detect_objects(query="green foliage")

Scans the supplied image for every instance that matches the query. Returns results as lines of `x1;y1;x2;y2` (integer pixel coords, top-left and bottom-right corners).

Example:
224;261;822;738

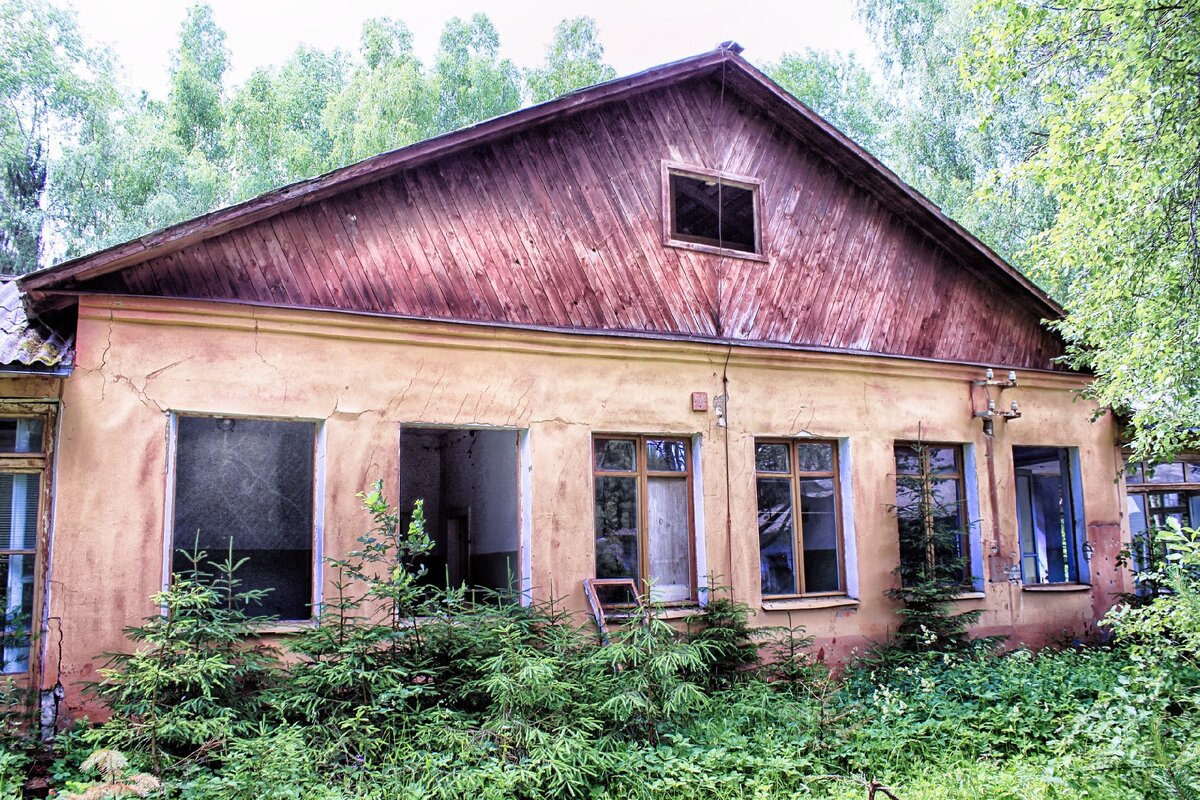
167;3;228;160
0;0;117;272
765;48;893;158
29;501;1200;799
431;14;521;133
857;0;1056;267
598;599;715;743
525;17;616;103
965;0;1200;460
686;586;761;690
87;543;280;769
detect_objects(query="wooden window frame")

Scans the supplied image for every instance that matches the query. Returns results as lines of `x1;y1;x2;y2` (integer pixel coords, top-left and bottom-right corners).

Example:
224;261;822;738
755;438;847;599
0;407;56;681
592;434;697;604
894;442;972;586
167;412;322;623
661;161;767;262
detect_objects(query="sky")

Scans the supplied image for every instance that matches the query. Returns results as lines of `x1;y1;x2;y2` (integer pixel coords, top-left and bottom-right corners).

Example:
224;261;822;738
68;0;878;99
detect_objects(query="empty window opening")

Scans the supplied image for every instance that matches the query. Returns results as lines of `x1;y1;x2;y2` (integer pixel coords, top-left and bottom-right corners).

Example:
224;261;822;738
1014;446;1082;585
667;170;759;254
593;436;695;604
399;427;521;597
172;416;316;620
755;440;845;597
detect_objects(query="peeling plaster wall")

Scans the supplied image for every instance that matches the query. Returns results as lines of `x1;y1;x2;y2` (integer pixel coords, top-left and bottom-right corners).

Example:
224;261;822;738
45;296;1129;712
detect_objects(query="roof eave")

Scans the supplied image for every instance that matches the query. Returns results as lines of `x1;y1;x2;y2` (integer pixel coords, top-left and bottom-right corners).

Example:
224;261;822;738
21;48;732;293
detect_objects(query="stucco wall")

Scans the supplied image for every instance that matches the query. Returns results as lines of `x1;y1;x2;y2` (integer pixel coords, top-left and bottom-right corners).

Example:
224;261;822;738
44;296;1129;712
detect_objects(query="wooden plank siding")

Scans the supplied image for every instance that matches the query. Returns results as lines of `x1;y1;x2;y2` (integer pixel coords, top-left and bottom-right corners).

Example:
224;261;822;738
78;74;1066;370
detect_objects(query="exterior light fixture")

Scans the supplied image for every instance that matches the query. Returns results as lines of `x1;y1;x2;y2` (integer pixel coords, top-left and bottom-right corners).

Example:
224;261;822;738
1082;541;1094;562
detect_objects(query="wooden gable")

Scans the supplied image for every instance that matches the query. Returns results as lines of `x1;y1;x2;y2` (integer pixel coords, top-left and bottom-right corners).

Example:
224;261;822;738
26;52;1067;371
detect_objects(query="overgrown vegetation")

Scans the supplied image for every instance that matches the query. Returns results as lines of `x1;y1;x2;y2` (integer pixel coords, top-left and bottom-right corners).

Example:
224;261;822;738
0;488;1196;798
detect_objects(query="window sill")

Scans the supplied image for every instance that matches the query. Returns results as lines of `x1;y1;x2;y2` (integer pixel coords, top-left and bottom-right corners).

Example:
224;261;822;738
1021;583;1092;593
950;591;986;601
664;237;768;263
251;620;317;635
658;605;704;620
762;596;860;611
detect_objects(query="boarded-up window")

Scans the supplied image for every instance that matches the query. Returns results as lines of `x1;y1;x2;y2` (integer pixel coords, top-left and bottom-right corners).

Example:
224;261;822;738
755;440;845;596
594;436;694;603
666;168;760;254
172;417;316;620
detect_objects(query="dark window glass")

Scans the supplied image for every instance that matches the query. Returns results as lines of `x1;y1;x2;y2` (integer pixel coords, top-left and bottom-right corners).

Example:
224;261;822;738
799;477;839;592
756;440;843;596
646;439;687;472
893;443;969;587
796;443;834;473
173;417;316;620
755;443;790;473
1146;462;1186;484
595;439;636;472
669;173;757;253
757;476;796;595
0;419;42;453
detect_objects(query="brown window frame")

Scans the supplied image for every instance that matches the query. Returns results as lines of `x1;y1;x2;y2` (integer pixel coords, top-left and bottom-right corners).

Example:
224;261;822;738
0;408;56;680
893;442;972;587
592;434;697;604
661;161;767;262
755;438;846;598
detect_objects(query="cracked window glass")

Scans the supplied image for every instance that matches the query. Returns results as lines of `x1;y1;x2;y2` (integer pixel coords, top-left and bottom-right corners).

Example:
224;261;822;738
172;417;316;620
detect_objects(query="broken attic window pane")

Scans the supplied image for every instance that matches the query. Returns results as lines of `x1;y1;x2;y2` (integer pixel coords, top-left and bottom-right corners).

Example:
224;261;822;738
172;416;315;620
669;172;757;253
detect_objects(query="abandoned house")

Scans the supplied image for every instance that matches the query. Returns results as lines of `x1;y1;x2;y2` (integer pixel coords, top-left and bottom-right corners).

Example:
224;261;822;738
0;44;1139;715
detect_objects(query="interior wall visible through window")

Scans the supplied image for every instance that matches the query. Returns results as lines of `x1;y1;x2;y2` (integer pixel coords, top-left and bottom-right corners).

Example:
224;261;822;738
398;427;521;598
170;416;317;620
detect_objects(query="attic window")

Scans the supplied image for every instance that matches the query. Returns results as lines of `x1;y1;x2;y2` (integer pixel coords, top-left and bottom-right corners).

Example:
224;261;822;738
663;163;762;257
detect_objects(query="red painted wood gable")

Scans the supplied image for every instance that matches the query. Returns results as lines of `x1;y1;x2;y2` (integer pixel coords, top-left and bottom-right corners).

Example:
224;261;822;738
81;75;1065;370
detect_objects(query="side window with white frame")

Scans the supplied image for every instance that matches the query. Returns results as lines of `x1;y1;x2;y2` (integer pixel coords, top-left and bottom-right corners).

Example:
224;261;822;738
171;416;318;620
1013;446;1086;585
755;439;847;597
